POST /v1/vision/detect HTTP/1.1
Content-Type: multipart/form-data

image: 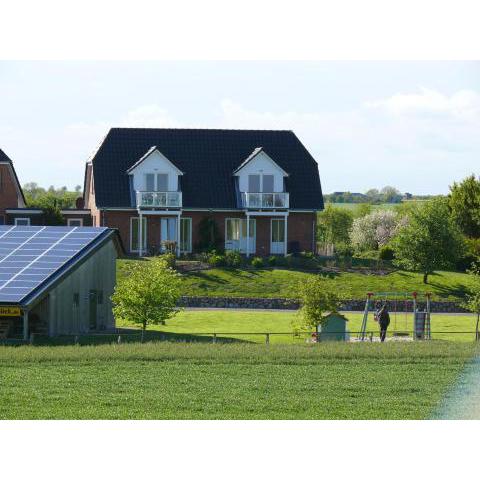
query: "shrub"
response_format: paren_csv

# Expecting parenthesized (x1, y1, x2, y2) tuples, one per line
(251, 256, 264, 268)
(317, 204, 353, 245)
(197, 216, 222, 251)
(378, 245, 395, 261)
(225, 250, 243, 268)
(293, 275, 343, 331)
(300, 251, 315, 259)
(207, 252, 225, 267)
(267, 255, 277, 266)
(112, 256, 181, 332)
(335, 242, 354, 258)
(162, 252, 176, 268)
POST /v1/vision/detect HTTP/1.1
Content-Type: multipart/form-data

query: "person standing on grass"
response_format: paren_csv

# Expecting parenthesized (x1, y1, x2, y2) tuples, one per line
(378, 304, 390, 342)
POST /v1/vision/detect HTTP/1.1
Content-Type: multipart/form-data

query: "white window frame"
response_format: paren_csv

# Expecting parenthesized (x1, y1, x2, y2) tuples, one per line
(270, 218, 286, 254)
(14, 217, 30, 226)
(225, 218, 256, 253)
(180, 217, 192, 253)
(144, 172, 170, 191)
(130, 216, 147, 253)
(67, 218, 84, 227)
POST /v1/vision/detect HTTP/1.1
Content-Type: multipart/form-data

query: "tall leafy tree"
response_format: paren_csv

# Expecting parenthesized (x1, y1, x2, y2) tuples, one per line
(464, 263, 480, 340)
(112, 256, 181, 334)
(317, 204, 353, 245)
(393, 198, 465, 284)
(449, 174, 480, 238)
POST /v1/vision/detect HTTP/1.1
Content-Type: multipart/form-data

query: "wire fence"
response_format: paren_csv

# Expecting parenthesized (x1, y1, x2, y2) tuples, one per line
(12, 329, 479, 346)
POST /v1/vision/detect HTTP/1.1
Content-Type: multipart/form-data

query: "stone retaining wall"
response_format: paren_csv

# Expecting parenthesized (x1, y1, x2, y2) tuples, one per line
(179, 296, 468, 313)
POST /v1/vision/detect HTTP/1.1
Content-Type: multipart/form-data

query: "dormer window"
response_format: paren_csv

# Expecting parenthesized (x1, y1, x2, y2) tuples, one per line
(234, 147, 289, 209)
(145, 173, 170, 192)
(127, 146, 184, 209)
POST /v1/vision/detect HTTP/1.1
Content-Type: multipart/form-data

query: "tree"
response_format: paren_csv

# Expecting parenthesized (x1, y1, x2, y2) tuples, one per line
(463, 263, 480, 340)
(380, 186, 403, 203)
(317, 204, 353, 245)
(196, 215, 222, 251)
(293, 276, 343, 331)
(350, 210, 403, 252)
(449, 174, 480, 238)
(111, 256, 181, 334)
(353, 203, 372, 218)
(393, 198, 465, 284)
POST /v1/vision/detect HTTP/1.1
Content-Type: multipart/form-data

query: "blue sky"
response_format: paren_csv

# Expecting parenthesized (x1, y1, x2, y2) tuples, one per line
(0, 61, 478, 194)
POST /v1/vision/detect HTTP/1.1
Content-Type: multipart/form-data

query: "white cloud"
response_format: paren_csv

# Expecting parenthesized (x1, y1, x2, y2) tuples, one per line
(120, 105, 181, 128)
(365, 87, 480, 121)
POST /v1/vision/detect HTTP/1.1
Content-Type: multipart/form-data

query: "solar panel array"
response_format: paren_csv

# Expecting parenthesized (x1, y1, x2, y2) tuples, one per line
(0, 226, 108, 304)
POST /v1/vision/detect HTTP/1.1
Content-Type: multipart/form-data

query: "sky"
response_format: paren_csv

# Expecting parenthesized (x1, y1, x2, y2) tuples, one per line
(0, 61, 478, 195)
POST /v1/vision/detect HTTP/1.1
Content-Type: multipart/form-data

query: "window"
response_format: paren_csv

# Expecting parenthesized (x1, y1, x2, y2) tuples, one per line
(157, 173, 168, 191)
(67, 218, 83, 227)
(145, 173, 155, 191)
(248, 174, 260, 192)
(145, 173, 169, 191)
(226, 218, 241, 241)
(263, 175, 274, 192)
(15, 218, 30, 226)
(180, 218, 192, 253)
(130, 217, 147, 252)
(271, 218, 285, 243)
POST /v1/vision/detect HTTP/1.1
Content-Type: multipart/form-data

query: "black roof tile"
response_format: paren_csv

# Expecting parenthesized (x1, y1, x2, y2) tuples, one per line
(91, 128, 324, 210)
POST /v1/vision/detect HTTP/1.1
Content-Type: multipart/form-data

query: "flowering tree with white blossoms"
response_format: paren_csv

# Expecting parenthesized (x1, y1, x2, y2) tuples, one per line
(350, 210, 405, 252)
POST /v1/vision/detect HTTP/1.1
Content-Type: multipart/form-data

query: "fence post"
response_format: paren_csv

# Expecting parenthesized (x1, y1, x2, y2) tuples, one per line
(117, 335, 122, 344)
(29, 333, 35, 345)
(213, 333, 217, 344)
(265, 333, 270, 345)
(74, 335, 79, 345)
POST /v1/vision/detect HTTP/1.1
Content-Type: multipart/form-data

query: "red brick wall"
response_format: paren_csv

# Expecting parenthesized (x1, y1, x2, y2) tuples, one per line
(101, 210, 316, 255)
(0, 163, 21, 220)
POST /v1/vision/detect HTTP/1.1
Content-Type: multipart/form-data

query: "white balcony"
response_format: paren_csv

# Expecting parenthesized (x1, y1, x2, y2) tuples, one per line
(136, 191, 182, 208)
(241, 192, 289, 209)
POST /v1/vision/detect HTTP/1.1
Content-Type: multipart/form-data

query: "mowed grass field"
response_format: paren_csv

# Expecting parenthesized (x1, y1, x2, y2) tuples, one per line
(118, 310, 480, 343)
(0, 342, 476, 419)
(170, 267, 470, 301)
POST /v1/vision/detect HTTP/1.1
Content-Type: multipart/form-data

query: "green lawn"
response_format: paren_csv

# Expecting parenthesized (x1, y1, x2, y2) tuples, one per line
(0, 342, 475, 419)
(118, 310, 479, 343)
(328, 202, 396, 211)
(171, 267, 471, 301)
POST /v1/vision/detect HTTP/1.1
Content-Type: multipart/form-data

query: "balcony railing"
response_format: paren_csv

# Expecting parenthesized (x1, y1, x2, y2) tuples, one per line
(241, 192, 289, 209)
(136, 191, 182, 208)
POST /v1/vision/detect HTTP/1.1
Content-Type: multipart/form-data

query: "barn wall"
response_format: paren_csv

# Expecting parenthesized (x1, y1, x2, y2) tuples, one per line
(46, 240, 117, 336)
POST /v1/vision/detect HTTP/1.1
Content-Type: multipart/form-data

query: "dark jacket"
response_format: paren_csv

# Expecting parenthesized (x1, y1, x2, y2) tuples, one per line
(379, 308, 390, 327)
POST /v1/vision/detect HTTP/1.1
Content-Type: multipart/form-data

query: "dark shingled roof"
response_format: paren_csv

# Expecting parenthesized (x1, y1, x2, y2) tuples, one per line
(0, 148, 13, 163)
(91, 128, 324, 210)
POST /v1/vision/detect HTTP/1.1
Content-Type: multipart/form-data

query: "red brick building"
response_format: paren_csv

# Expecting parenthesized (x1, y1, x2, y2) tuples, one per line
(0, 148, 35, 226)
(67, 128, 324, 256)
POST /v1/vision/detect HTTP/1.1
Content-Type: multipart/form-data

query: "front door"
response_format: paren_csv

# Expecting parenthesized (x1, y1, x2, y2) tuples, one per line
(225, 219, 255, 254)
(271, 218, 285, 254)
(89, 290, 97, 331)
(161, 217, 177, 252)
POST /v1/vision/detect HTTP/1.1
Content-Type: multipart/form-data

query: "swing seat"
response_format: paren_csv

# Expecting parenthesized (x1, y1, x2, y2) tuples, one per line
(392, 331, 409, 337)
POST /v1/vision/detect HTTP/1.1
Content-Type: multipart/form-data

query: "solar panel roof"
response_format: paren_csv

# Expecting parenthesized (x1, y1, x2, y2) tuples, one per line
(0, 226, 110, 305)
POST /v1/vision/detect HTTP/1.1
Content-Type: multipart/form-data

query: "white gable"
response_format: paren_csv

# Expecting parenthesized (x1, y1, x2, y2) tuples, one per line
(128, 149, 182, 192)
(234, 150, 288, 193)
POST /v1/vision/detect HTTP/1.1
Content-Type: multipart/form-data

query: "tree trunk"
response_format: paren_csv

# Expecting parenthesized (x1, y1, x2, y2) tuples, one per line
(423, 272, 429, 284)
(141, 321, 146, 343)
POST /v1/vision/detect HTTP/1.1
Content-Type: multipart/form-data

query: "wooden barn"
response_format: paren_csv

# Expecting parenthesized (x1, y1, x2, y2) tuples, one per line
(0, 226, 123, 340)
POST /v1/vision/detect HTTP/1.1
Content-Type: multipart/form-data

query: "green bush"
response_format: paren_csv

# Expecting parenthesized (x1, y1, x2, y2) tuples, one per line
(208, 254, 225, 267)
(378, 245, 395, 261)
(251, 256, 264, 268)
(267, 255, 277, 266)
(335, 242, 354, 258)
(225, 250, 243, 268)
(300, 251, 315, 259)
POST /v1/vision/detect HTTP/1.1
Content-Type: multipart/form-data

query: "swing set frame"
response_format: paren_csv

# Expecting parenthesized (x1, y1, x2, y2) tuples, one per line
(358, 291, 432, 341)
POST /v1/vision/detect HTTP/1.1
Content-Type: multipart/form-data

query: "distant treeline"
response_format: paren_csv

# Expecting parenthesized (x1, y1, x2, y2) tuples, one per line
(324, 186, 434, 204)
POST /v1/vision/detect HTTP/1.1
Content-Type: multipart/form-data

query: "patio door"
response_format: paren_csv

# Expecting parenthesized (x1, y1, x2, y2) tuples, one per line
(161, 217, 177, 251)
(225, 219, 255, 254)
(271, 218, 285, 254)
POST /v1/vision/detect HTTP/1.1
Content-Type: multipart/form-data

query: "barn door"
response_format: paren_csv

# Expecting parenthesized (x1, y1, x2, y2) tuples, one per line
(89, 290, 97, 331)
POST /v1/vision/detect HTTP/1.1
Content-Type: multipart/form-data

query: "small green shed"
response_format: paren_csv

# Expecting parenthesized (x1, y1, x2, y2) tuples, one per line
(316, 312, 349, 341)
